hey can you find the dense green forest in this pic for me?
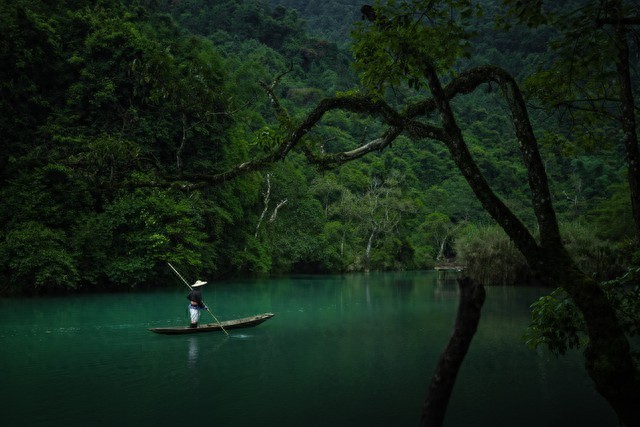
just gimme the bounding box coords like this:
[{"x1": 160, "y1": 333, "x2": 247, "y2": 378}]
[
  {"x1": 3, "y1": 0, "x2": 640, "y2": 423},
  {"x1": 0, "y1": 0, "x2": 637, "y2": 294}
]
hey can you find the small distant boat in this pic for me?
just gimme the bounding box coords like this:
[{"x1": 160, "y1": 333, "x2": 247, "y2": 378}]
[{"x1": 149, "y1": 313, "x2": 275, "y2": 335}]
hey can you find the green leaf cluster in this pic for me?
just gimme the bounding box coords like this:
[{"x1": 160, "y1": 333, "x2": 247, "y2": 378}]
[
  {"x1": 351, "y1": 0, "x2": 480, "y2": 94},
  {"x1": 525, "y1": 267, "x2": 640, "y2": 360}
]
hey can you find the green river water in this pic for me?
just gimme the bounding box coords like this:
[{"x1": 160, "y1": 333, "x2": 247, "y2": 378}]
[{"x1": 0, "y1": 271, "x2": 615, "y2": 426}]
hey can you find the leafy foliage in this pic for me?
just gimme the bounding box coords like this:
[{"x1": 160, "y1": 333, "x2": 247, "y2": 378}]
[
  {"x1": 351, "y1": 0, "x2": 480, "y2": 93},
  {"x1": 454, "y1": 224, "x2": 529, "y2": 285},
  {"x1": 455, "y1": 221, "x2": 624, "y2": 285},
  {"x1": 525, "y1": 267, "x2": 640, "y2": 360},
  {"x1": 0, "y1": 222, "x2": 80, "y2": 293},
  {"x1": 0, "y1": 0, "x2": 637, "y2": 293}
]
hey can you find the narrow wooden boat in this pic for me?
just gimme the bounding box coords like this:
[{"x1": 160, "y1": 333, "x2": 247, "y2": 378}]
[{"x1": 149, "y1": 313, "x2": 275, "y2": 335}]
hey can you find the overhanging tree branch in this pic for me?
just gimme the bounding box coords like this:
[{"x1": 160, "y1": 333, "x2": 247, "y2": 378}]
[
  {"x1": 135, "y1": 51, "x2": 640, "y2": 424},
  {"x1": 302, "y1": 127, "x2": 403, "y2": 169}
]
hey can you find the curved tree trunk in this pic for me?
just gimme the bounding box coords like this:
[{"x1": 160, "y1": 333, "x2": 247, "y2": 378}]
[
  {"x1": 613, "y1": 18, "x2": 640, "y2": 244},
  {"x1": 422, "y1": 62, "x2": 640, "y2": 427},
  {"x1": 421, "y1": 277, "x2": 485, "y2": 427},
  {"x1": 183, "y1": 57, "x2": 640, "y2": 426},
  {"x1": 545, "y1": 250, "x2": 640, "y2": 427}
]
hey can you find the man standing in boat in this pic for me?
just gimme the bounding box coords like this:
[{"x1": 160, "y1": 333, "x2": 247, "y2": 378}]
[{"x1": 187, "y1": 280, "x2": 207, "y2": 328}]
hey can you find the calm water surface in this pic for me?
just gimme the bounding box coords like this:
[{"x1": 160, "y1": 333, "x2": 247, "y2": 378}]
[{"x1": 0, "y1": 271, "x2": 615, "y2": 426}]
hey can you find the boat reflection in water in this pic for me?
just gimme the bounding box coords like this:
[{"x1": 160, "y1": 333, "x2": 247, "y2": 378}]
[{"x1": 187, "y1": 337, "x2": 199, "y2": 369}]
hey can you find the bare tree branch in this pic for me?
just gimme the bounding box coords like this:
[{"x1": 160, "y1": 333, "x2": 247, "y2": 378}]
[
  {"x1": 269, "y1": 199, "x2": 288, "y2": 223},
  {"x1": 255, "y1": 173, "x2": 272, "y2": 238}
]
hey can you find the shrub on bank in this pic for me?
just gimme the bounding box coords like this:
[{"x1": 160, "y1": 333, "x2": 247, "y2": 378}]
[
  {"x1": 454, "y1": 225, "x2": 529, "y2": 285},
  {"x1": 455, "y1": 222, "x2": 622, "y2": 285}
]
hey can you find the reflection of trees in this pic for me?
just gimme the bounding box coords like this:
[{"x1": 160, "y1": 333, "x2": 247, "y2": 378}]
[{"x1": 433, "y1": 280, "x2": 460, "y2": 301}]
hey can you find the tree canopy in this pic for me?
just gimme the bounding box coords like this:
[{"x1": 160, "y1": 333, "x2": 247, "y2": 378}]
[
  {"x1": 2, "y1": 0, "x2": 640, "y2": 424},
  {"x1": 0, "y1": 0, "x2": 636, "y2": 282}
]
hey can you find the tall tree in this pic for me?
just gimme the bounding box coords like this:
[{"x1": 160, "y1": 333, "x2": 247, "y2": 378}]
[
  {"x1": 171, "y1": 1, "x2": 640, "y2": 424},
  {"x1": 505, "y1": 0, "x2": 640, "y2": 244}
]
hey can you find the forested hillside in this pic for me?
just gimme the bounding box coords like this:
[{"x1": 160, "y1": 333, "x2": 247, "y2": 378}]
[{"x1": 0, "y1": 0, "x2": 636, "y2": 294}]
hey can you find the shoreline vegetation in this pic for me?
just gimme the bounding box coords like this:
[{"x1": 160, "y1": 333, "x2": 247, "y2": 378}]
[
  {"x1": 3, "y1": 1, "x2": 639, "y2": 424},
  {"x1": 1, "y1": 0, "x2": 636, "y2": 296}
]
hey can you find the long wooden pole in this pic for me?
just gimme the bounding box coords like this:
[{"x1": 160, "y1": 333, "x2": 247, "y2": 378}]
[{"x1": 167, "y1": 263, "x2": 229, "y2": 336}]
